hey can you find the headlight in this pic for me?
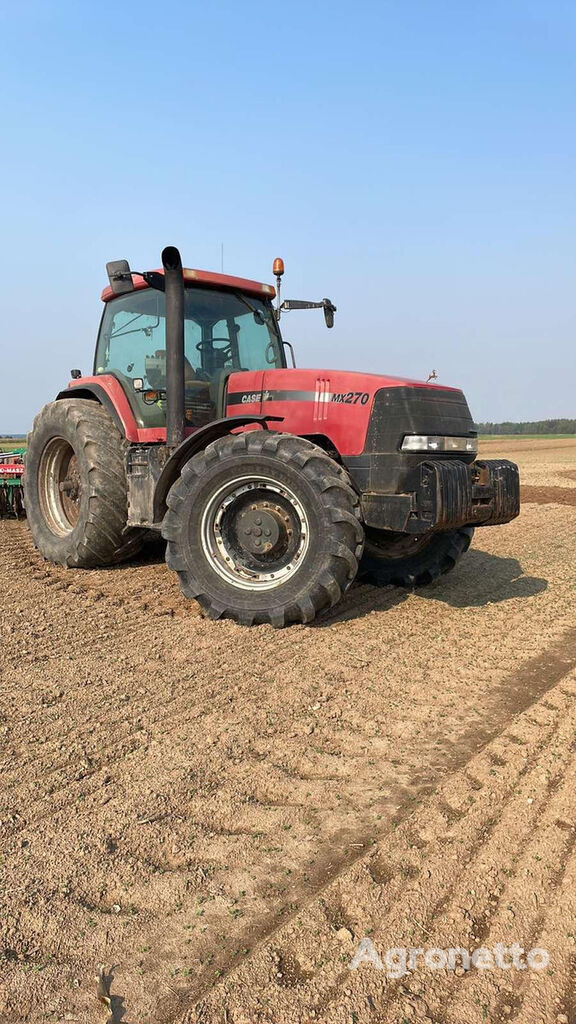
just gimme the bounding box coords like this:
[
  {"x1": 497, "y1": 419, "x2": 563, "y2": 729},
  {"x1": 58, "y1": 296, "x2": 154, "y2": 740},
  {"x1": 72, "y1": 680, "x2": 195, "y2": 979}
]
[{"x1": 401, "y1": 435, "x2": 478, "y2": 453}]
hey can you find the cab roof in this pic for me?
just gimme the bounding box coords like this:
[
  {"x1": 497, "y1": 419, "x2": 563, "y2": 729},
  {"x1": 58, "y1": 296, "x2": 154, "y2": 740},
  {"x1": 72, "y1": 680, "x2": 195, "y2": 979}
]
[{"x1": 101, "y1": 267, "x2": 276, "y2": 303}]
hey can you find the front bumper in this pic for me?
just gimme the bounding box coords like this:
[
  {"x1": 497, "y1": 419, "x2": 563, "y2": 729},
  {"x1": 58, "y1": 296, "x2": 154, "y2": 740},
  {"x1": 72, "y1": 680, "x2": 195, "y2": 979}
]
[{"x1": 360, "y1": 458, "x2": 520, "y2": 534}]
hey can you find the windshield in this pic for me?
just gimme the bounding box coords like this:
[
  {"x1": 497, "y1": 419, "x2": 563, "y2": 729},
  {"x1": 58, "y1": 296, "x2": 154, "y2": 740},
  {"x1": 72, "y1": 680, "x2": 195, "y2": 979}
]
[{"x1": 95, "y1": 286, "x2": 284, "y2": 429}]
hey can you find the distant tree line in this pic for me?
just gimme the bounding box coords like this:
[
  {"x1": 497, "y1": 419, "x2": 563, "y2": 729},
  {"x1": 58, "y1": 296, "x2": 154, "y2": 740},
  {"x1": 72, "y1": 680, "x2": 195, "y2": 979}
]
[{"x1": 475, "y1": 419, "x2": 576, "y2": 435}]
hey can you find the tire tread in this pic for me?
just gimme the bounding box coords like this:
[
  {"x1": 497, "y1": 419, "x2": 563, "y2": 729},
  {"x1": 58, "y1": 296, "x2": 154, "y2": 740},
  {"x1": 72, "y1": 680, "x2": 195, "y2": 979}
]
[
  {"x1": 162, "y1": 431, "x2": 364, "y2": 626},
  {"x1": 25, "y1": 399, "x2": 143, "y2": 568}
]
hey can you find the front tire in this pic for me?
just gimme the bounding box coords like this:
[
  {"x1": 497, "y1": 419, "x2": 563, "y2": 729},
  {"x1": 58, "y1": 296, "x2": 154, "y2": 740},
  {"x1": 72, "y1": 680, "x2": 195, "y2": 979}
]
[
  {"x1": 162, "y1": 432, "x2": 364, "y2": 626},
  {"x1": 358, "y1": 526, "x2": 474, "y2": 588},
  {"x1": 25, "y1": 399, "x2": 143, "y2": 567}
]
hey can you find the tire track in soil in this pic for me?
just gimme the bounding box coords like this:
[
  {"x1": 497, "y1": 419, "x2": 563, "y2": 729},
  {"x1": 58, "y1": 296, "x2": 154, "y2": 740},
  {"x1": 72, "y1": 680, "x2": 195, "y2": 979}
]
[
  {"x1": 2, "y1": 521, "x2": 393, "y2": 629},
  {"x1": 0, "y1": 528, "x2": 430, "y2": 846},
  {"x1": 0, "y1": 500, "x2": 575, "y2": 1023},
  {"x1": 159, "y1": 629, "x2": 576, "y2": 1023},
  {"x1": 189, "y1": 671, "x2": 576, "y2": 1024},
  {"x1": 1, "y1": 615, "x2": 389, "y2": 847},
  {"x1": 521, "y1": 485, "x2": 576, "y2": 506},
  {"x1": 1, "y1": 529, "x2": 423, "y2": 1018}
]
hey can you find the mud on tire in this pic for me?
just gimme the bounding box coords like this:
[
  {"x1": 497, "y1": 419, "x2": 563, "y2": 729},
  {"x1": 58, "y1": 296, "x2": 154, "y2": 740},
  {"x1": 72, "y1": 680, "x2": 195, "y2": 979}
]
[
  {"x1": 162, "y1": 431, "x2": 364, "y2": 627},
  {"x1": 358, "y1": 526, "x2": 474, "y2": 588},
  {"x1": 25, "y1": 399, "x2": 143, "y2": 568}
]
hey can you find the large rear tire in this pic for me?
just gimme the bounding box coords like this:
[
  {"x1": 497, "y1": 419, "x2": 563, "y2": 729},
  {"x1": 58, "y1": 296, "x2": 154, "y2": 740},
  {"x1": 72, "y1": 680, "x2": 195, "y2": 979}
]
[
  {"x1": 25, "y1": 399, "x2": 143, "y2": 567},
  {"x1": 358, "y1": 526, "x2": 474, "y2": 588},
  {"x1": 162, "y1": 432, "x2": 364, "y2": 626}
]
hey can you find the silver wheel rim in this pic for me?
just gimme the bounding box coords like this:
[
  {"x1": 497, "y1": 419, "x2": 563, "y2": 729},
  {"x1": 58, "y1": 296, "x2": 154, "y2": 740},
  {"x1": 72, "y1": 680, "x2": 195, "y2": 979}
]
[
  {"x1": 200, "y1": 475, "x2": 310, "y2": 591},
  {"x1": 38, "y1": 436, "x2": 82, "y2": 536}
]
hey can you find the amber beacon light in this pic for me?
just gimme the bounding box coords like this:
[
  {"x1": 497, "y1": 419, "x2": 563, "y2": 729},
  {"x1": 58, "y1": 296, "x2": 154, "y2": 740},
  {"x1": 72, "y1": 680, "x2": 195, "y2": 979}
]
[{"x1": 273, "y1": 257, "x2": 285, "y2": 316}]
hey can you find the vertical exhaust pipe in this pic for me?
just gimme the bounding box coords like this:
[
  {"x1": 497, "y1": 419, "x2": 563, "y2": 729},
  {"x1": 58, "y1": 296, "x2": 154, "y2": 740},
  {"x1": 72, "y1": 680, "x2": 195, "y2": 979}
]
[{"x1": 162, "y1": 246, "x2": 186, "y2": 447}]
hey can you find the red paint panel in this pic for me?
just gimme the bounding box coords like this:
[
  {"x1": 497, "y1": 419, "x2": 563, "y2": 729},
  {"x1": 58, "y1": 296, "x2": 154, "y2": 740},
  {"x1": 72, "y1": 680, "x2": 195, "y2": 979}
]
[
  {"x1": 226, "y1": 368, "x2": 464, "y2": 457},
  {"x1": 65, "y1": 372, "x2": 268, "y2": 445},
  {"x1": 225, "y1": 371, "x2": 264, "y2": 416},
  {"x1": 63, "y1": 376, "x2": 176, "y2": 443},
  {"x1": 67, "y1": 368, "x2": 463, "y2": 455},
  {"x1": 261, "y1": 373, "x2": 371, "y2": 455},
  {"x1": 254, "y1": 368, "x2": 461, "y2": 393},
  {"x1": 64, "y1": 376, "x2": 141, "y2": 440},
  {"x1": 101, "y1": 268, "x2": 276, "y2": 303}
]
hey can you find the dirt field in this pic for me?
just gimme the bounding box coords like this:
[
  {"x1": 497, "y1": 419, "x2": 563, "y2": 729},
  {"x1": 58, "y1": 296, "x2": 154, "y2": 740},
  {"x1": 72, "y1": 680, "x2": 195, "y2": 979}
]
[{"x1": 2, "y1": 438, "x2": 576, "y2": 1024}]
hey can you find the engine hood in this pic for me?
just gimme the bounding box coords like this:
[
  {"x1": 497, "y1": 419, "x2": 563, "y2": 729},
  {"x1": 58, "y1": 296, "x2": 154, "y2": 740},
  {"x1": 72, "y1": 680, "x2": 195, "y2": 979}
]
[
  {"x1": 261, "y1": 367, "x2": 462, "y2": 393},
  {"x1": 225, "y1": 368, "x2": 470, "y2": 458}
]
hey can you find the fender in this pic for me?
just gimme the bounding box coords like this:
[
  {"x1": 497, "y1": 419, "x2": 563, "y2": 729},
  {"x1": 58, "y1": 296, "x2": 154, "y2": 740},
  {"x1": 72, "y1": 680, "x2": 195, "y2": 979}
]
[
  {"x1": 55, "y1": 377, "x2": 144, "y2": 441},
  {"x1": 152, "y1": 414, "x2": 283, "y2": 522}
]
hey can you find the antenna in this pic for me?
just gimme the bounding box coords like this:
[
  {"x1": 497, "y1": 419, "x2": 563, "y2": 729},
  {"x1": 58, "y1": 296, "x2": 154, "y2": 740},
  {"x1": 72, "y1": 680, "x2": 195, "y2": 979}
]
[{"x1": 221, "y1": 243, "x2": 224, "y2": 273}]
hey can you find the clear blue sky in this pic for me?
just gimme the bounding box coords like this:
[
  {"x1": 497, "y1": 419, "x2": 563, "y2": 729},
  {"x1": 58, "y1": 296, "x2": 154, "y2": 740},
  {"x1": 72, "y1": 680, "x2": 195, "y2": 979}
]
[{"x1": 1, "y1": 0, "x2": 574, "y2": 432}]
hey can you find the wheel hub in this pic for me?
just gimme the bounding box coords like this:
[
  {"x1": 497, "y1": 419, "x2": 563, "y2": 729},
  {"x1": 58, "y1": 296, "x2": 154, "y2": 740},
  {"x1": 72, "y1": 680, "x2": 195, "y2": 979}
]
[
  {"x1": 236, "y1": 502, "x2": 290, "y2": 555},
  {"x1": 201, "y1": 477, "x2": 310, "y2": 591},
  {"x1": 59, "y1": 455, "x2": 81, "y2": 507},
  {"x1": 39, "y1": 438, "x2": 81, "y2": 536}
]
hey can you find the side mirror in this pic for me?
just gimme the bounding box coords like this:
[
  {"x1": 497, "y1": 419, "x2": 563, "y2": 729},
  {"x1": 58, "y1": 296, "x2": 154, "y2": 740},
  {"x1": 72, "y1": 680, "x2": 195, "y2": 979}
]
[
  {"x1": 323, "y1": 299, "x2": 336, "y2": 329},
  {"x1": 280, "y1": 297, "x2": 337, "y2": 328},
  {"x1": 106, "y1": 259, "x2": 134, "y2": 295}
]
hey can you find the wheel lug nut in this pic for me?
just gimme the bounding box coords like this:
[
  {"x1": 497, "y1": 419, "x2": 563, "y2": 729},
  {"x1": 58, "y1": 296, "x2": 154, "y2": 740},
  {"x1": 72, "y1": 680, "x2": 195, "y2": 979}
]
[
  {"x1": 245, "y1": 528, "x2": 252, "y2": 535},
  {"x1": 264, "y1": 528, "x2": 271, "y2": 537},
  {"x1": 255, "y1": 517, "x2": 262, "y2": 526}
]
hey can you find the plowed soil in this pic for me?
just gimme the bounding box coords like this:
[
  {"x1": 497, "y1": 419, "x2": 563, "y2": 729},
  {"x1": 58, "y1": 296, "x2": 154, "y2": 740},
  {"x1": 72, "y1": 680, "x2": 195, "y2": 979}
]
[{"x1": 1, "y1": 438, "x2": 576, "y2": 1024}]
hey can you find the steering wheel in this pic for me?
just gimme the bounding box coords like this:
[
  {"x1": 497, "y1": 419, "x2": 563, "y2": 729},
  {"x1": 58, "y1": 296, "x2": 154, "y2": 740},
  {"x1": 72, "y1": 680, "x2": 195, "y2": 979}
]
[{"x1": 196, "y1": 338, "x2": 233, "y2": 362}]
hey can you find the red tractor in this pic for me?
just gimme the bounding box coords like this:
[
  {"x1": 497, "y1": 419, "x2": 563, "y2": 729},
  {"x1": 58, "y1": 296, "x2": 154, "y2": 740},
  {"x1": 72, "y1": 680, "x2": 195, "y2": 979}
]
[{"x1": 25, "y1": 247, "x2": 519, "y2": 626}]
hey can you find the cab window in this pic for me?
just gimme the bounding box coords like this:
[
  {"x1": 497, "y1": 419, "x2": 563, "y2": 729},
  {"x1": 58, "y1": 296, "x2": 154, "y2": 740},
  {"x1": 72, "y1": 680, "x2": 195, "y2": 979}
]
[{"x1": 95, "y1": 286, "x2": 283, "y2": 429}]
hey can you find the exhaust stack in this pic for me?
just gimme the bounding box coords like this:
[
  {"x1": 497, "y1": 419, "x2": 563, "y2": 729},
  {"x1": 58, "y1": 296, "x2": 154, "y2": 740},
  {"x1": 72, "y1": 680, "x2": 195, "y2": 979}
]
[{"x1": 162, "y1": 246, "x2": 185, "y2": 447}]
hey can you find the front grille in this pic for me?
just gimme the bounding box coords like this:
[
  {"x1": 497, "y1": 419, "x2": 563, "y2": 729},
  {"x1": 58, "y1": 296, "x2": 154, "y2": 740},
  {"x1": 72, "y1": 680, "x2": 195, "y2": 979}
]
[{"x1": 365, "y1": 386, "x2": 476, "y2": 455}]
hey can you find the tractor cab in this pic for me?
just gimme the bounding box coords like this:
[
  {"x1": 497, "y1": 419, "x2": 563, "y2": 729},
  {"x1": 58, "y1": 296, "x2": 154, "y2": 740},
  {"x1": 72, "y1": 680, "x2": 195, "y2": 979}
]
[{"x1": 96, "y1": 272, "x2": 286, "y2": 430}]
